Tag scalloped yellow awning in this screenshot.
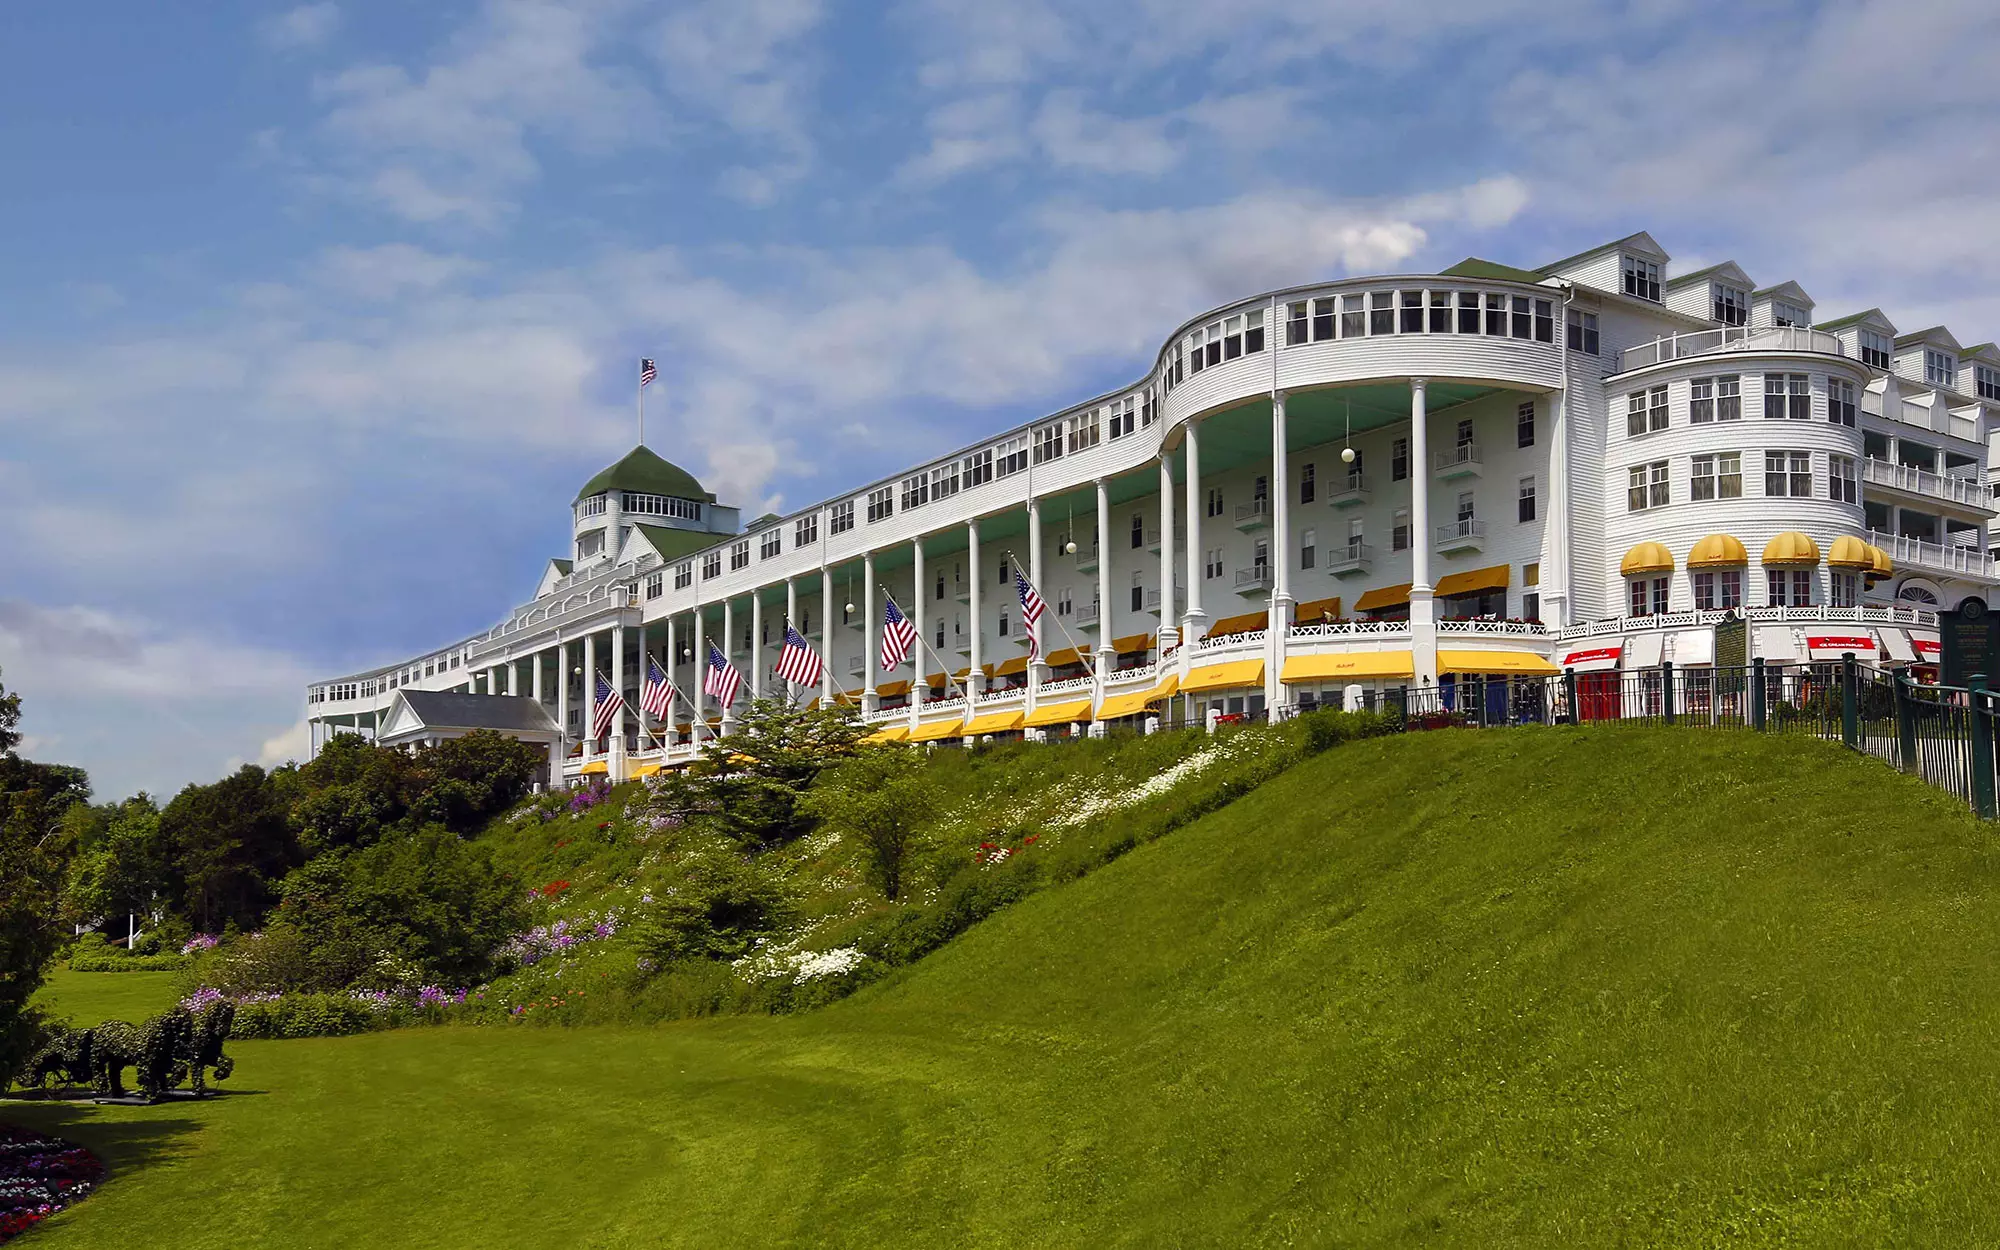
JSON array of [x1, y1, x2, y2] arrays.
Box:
[[1619, 541, 1675, 576], [1866, 544, 1893, 578], [1763, 531, 1822, 566], [1687, 534, 1748, 568], [1828, 535, 1872, 570]]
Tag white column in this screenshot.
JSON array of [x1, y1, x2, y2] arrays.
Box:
[[1183, 418, 1207, 646], [819, 571, 834, 705], [634, 621, 648, 745], [1158, 456, 1179, 654], [1095, 477, 1113, 685], [1269, 389, 1293, 716], [911, 538, 926, 731], [721, 599, 738, 732], [1544, 391, 1571, 627], [968, 520, 984, 693], [1409, 378, 1438, 686], [1027, 495, 1045, 703], [582, 632, 597, 759], [531, 649, 543, 705], [785, 577, 798, 697], [505, 660, 518, 697], [663, 615, 677, 739], [555, 637, 569, 762], [862, 550, 878, 712], [610, 625, 626, 779], [751, 592, 764, 702], [692, 606, 706, 736]]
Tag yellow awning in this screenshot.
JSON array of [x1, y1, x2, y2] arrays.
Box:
[[629, 761, 663, 778], [1293, 596, 1342, 625], [908, 717, 966, 743], [578, 760, 609, 775], [1098, 674, 1178, 719], [1687, 533, 1748, 568], [1044, 646, 1087, 668], [1281, 651, 1415, 682], [993, 655, 1030, 677], [1438, 649, 1560, 675], [1354, 583, 1412, 612], [875, 679, 912, 698], [1866, 543, 1893, 578], [1023, 699, 1092, 728], [961, 709, 1025, 736], [1435, 564, 1511, 598], [1827, 535, 1872, 570], [1204, 610, 1268, 640], [1182, 658, 1265, 693], [1763, 531, 1821, 566], [1618, 542, 1674, 576], [861, 724, 910, 744], [1110, 633, 1154, 654]]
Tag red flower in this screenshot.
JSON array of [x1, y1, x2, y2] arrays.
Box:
[[1023, 834, 1039, 845], [540, 879, 571, 896]]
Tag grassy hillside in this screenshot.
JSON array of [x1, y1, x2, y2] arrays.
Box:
[[15, 726, 2000, 1247]]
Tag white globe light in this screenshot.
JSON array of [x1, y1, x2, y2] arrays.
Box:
[[845, 602, 855, 614], [1340, 446, 1356, 464], [1065, 540, 1077, 554]]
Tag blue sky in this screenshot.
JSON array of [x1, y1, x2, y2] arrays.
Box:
[[5, 0, 1999, 800]]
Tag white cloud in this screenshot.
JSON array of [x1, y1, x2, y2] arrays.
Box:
[[259, 719, 312, 769], [316, 243, 484, 299], [1030, 92, 1179, 176], [262, 3, 341, 51]]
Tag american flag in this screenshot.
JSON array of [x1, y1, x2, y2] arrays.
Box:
[[879, 596, 918, 670], [774, 621, 824, 686], [641, 654, 676, 721], [590, 670, 625, 740], [704, 641, 743, 709], [639, 358, 657, 387], [1015, 567, 1045, 660]]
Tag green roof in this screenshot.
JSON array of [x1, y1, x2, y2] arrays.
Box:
[[574, 446, 712, 505], [1532, 230, 1660, 277], [1439, 257, 1545, 284], [549, 558, 573, 575], [634, 523, 721, 565], [1894, 326, 1957, 348], [750, 512, 783, 529], [1813, 308, 1887, 332]]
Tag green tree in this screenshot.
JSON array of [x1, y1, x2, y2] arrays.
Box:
[[801, 748, 930, 900], [62, 793, 169, 934], [292, 733, 420, 855], [649, 699, 868, 847], [160, 764, 300, 932], [0, 670, 86, 1078], [631, 851, 792, 963], [407, 730, 544, 835]]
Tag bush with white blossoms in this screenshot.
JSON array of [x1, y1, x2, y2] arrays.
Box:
[[732, 937, 868, 984]]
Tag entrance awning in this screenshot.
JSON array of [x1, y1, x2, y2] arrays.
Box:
[[1438, 649, 1559, 675], [1880, 627, 1918, 663], [1434, 564, 1510, 598], [1912, 635, 1942, 660], [1182, 658, 1265, 693], [1626, 632, 1665, 669], [1024, 699, 1092, 728], [1754, 626, 1800, 663], [629, 762, 664, 778], [1098, 675, 1177, 719], [578, 759, 610, 775], [1204, 610, 1268, 640], [1355, 583, 1412, 612], [908, 717, 966, 743], [1670, 629, 1715, 666], [1558, 642, 1623, 673], [1281, 651, 1415, 682], [1806, 632, 1877, 661], [962, 709, 1025, 736]]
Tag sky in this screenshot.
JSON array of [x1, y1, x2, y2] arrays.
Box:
[[5, 0, 2000, 801]]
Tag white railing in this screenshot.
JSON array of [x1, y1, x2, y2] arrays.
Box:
[[1288, 620, 1411, 640], [1432, 443, 1481, 473], [1869, 529, 1994, 578], [1559, 603, 1941, 641], [1435, 518, 1485, 546], [978, 687, 1025, 704], [1617, 325, 1848, 372], [1105, 659, 1159, 686], [1326, 472, 1370, 505], [1862, 458, 1992, 511], [1437, 618, 1550, 636], [473, 585, 631, 658], [1326, 540, 1373, 572], [1075, 603, 1101, 627], [1235, 498, 1271, 526], [1234, 565, 1273, 590], [1039, 675, 1094, 695], [1197, 628, 1265, 652]]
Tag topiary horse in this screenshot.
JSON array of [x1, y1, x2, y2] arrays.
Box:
[[92, 1010, 191, 1100], [18, 1025, 94, 1092], [169, 1001, 236, 1095]]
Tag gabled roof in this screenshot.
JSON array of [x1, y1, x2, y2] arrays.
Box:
[[1813, 307, 1897, 334], [1752, 279, 1813, 307], [383, 691, 560, 738], [632, 523, 720, 565], [535, 558, 573, 598], [1665, 261, 1754, 291], [1439, 257, 1547, 284], [1894, 325, 1963, 352], [549, 558, 573, 575], [1962, 342, 2000, 363], [750, 512, 783, 529], [574, 445, 713, 505], [1535, 230, 1668, 276]]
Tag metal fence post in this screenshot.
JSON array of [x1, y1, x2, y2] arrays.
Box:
[[1751, 657, 1767, 731], [1564, 667, 1578, 726], [1971, 674, 1995, 820], [1896, 672, 1918, 773], [1841, 654, 1858, 749], [1662, 660, 1676, 726]]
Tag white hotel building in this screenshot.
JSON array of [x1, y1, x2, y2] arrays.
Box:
[[307, 230, 1996, 781]]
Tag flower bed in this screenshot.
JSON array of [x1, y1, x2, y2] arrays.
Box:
[[0, 1126, 103, 1243]]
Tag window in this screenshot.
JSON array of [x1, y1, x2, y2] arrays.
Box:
[[1713, 284, 1748, 326], [1623, 255, 1662, 302], [930, 462, 960, 501], [1517, 477, 1536, 523], [1693, 570, 1743, 611], [674, 561, 692, 590], [1401, 290, 1424, 333], [1511, 400, 1534, 448], [1205, 320, 1224, 367], [899, 473, 929, 512], [999, 609, 1010, 637], [963, 447, 995, 488], [576, 529, 606, 560], [1108, 398, 1135, 439], [760, 529, 781, 560], [1188, 327, 1205, 374], [1511, 295, 1531, 338], [1287, 301, 1308, 345], [1223, 314, 1245, 358], [1829, 454, 1858, 504], [1391, 437, 1409, 481], [1341, 294, 1366, 338], [1771, 300, 1810, 328], [1534, 298, 1554, 343], [1859, 329, 1892, 370], [1925, 349, 1957, 389], [1522, 592, 1540, 623], [1565, 309, 1599, 354], [1130, 513, 1145, 549], [1141, 387, 1157, 426], [1370, 291, 1395, 335], [795, 514, 818, 547], [1689, 377, 1716, 425], [702, 551, 722, 579], [1033, 423, 1064, 465], [1978, 365, 2000, 401], [1068, 409, 1101, 453], [1206, 487, 1223, 518], [729, 540, 750, 571], [830, 500, 855, 535], [1767, 568, 1814, 607], [1765, 450, 1811, 497], [1245, 308, 1265, 353], [577, 493, 608, 519], [998, 557, 1011, 585], [1828, 378, 1857, 427], [1056, 587, 1073, 617], [866, 487, 894, 523], [1763, 372, 1809, 420], [1690, 452, 1742, 501], [1300, 462, 1316, 504], [1456, 419, 1473, 449], [1629, 577, 1669, 616], [1458, 291, 1481, 334], [1457, 491, 1475, 524], [1392, 509, 1410, 552], [1429, 290, 1451, 333], [1300, 527, 1316, 570], [1831, 572, 1858, 608], [1130, 572, 1143, 612], [1627, 386, 1668, 436], [996, 435, 1028, 478], [1628, 460, 1669, 511], [1204, 547, 1223, 579], [1485, 293, 1507, 336]]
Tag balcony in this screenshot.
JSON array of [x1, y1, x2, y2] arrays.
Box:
[[1234, 564, 1273, 596], [1325, 540, 1373, 578], [1146, 588, 1175, 616], [847, 653, 865, 677], [1234, 498, 1271, 532], [1326, 472, 1370, 509], [1869, 528, 1994, 580], [1616, 324, 1848, 372], [1075, 602, 1101, 628], [1074, 540, 1100, 574], [953, 581, 971, 604], [1435, 518, 1486, 555], [1144, 527, 1163, 553], [1861, 457, 1995, 516], [1432, 443, 1482, 480]]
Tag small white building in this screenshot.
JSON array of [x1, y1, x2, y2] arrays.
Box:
[[375, 690, 563, 787]]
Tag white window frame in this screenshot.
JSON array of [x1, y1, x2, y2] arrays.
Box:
[[1622, 255, 1661, 302], [829, 500, 855, 535]]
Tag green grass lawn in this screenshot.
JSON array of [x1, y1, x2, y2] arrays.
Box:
[[31, 969, 184, 1028], [13, 726, 2000, 1247]]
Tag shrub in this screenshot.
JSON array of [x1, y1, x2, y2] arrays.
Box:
[[632, 853, 792, 964], [229, 992, 383, 1040], [800, 750, 929, 900]]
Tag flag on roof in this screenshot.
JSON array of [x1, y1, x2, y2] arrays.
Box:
[[704, 641, 743, 709], [641, 654, 676, 721], [775, 621, 824, 686], [880, 596, 918, 671], [1015, 567, 1045, 661], [590, 669, 625, 740]]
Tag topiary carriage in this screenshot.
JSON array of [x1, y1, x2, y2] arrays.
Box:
[[19, 1026, 95, 1091], [13, 1002, 238, 1102], [90, 1010, 189, 1100]]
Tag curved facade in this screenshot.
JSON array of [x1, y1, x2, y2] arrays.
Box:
[[308, 229, 1995, 780]]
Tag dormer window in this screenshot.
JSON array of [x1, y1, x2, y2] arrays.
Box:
[[1925, 349, 1958, 389], [1977, 364, 2000, 401], [1859, 329, 1892, 370], [1770, 300, 1809, 328], [1622, 255, 1661, 302], [1712, 284, 1748, 326]]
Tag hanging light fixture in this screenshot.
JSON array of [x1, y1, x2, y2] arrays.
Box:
[[1340, 396, 1356, 465], [1064, 497, 1077, 555], [844, 570, 855, 615]]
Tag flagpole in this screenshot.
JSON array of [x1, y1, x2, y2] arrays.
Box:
[[885, 591, 965, 703], [1001, 548, 1092, 667], [637, 359, 645, 447]]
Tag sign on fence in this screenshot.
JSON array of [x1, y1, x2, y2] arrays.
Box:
[[1941, 598, 1999, 688]]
